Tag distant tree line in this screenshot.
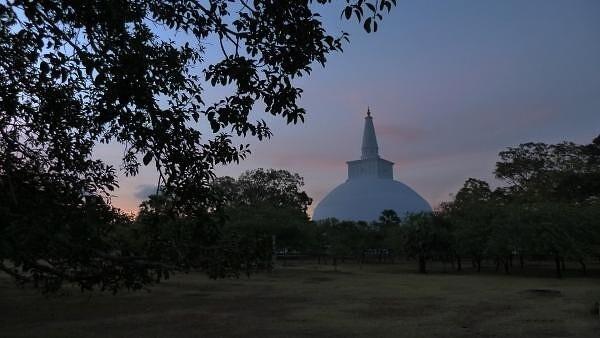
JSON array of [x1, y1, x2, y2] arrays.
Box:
[[2, 134, 598, 291], [438, 135, 600, 278], [214, 136, 600, 279]]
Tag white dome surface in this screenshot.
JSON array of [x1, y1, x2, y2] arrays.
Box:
[[313, 178, 431, 222]]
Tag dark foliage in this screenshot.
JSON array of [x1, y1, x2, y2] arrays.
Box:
[[211, 169, 312, 272], [0, 0, 395, 291]]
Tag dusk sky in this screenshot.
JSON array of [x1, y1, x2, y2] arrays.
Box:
[[98, 0, 600, 215]]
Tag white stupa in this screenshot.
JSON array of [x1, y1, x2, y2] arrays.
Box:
[[313, 108, 431, 221]]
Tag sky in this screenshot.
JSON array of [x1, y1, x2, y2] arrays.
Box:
[[99, 0, 600, 215]]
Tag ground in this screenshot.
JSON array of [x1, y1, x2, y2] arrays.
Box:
[[1, 262, 599, 337]]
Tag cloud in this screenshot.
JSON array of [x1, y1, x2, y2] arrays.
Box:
[[134, 184, 158, 200], [377, 124, 427, 144]]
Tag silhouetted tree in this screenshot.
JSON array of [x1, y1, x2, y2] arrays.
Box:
[[402, 212, 451, 273], [493, 136, 600, 276], [316, 219, 368, 270], [211, 169, 312, 268], [372, 209, 401, 263], [379, 209, 401, 225], [495, 139, 600, 203], [443, 178, 494, 272], [0, 0, 395, 291]]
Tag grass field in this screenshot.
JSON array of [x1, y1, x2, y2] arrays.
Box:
[[1, 262, 599, 337]]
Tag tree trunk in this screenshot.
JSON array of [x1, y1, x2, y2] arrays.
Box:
[[504, 256, 510, 274], [477, 257, 482, 273], [560, 257, 566, 272], [360, 252, 364, 270], [271, 235, 277, 268], [495, 257, 500, 272], [456, 256, 462, 272], [519, 254, 524, 269], [579, 259, 587, 275], [333, 256, 337, 271], [555, 255, 563, 279], [418, 255, 427, 273]]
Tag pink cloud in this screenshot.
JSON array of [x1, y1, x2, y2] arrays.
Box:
[[377, 124, 427, 143]]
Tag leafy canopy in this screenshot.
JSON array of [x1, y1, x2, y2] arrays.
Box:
[[0, 0, 395, 291]]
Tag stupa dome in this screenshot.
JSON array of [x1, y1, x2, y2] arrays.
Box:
[[312, 108, 431, 221]]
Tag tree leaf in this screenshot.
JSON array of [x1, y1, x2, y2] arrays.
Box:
[[143, 152, 153, 165], [364, 17, 372, 33]]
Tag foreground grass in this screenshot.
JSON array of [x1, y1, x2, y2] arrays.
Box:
[[1, 263, 599, 337]]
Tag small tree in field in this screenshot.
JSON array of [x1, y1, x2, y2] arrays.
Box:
[[443, 178, 494, 272], [402, 212, 451, 273]]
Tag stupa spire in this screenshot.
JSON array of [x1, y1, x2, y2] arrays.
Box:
[[361, 107, 379, 159]]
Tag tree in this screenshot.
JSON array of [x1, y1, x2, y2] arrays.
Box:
[[493, 136, 600, 277], [485, 202, 529, 274], [234, 169, 312, 213], [379, 209, 401, 225], [373, 209, 401, 263], [495, 139, 600, 203], [443, 178, 493, 272], [134, 193, 241, 279], [211, 169, 312, 267], [0, 181, 170, 293], [402, 212, 451, 273], [316, 219, 368, 271], [0, 0, 396, 291]]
